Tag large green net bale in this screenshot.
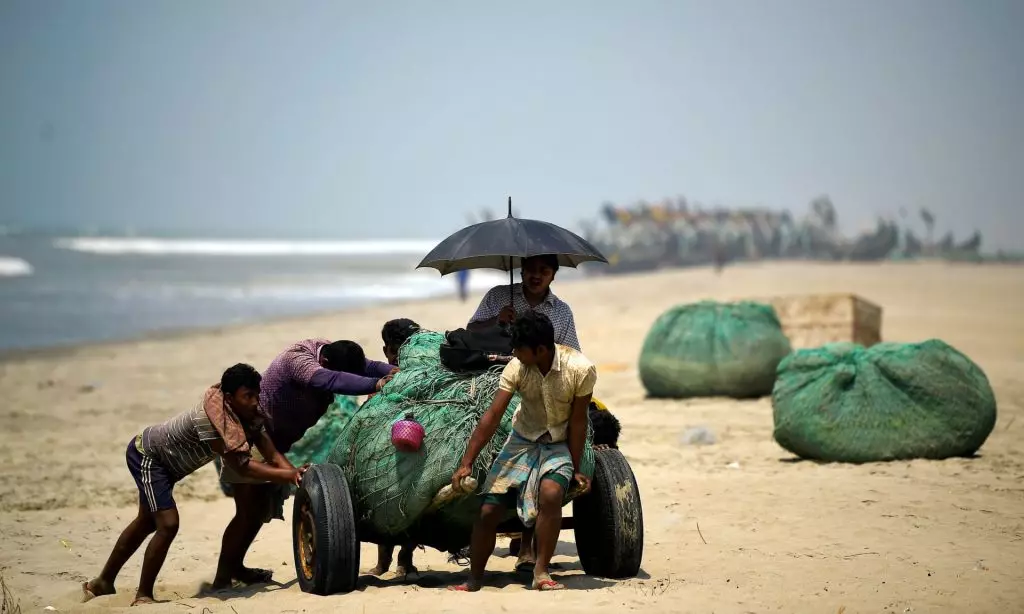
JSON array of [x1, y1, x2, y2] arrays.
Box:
[[327, 330, 595, 539], [772, 340, 998, 463], [638, 300, 793, 398]]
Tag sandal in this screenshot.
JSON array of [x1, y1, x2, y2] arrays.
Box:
[[532, 578, 565, 591], [447, 582, 480, 592]]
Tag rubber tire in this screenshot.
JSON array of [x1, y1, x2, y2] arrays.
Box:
[[572, 447, 644, 578], [292, 464, 360, 595]]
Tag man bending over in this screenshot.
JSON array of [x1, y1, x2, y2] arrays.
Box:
[[213, 338, 395, 588], [449, 311, 596, 592], [83, 364, 304, 605]]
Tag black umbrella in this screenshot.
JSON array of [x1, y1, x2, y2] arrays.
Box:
[[417, 197, 608, 302]]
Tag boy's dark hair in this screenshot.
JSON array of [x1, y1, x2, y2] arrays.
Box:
[[221, 363, 262, 395], [589, 404, 621, 449], [320, 340, 366, 373], [382, 318, 420, 352], [510, 311, 556, 351], [523, 254, 560, 273]]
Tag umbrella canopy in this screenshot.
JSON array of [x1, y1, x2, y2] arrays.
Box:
[[417, 197, 608, 275]]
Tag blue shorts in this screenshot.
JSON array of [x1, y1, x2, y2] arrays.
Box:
[[126, 438, 177, 513]]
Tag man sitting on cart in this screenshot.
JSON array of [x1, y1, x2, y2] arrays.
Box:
[[466, 254, 581, 351], [449, 311, 596, 592]]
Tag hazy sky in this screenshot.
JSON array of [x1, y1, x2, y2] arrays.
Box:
[[2, 0, 1022, 247]]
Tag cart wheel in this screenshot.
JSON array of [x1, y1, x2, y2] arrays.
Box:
[[292, 464, 360, 595], [572, 447, 643, 578]]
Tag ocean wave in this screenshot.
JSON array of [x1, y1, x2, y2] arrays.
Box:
[[110, 270, 510, 303], [53, 237, 443, 256], [0, 256, 33, 277]]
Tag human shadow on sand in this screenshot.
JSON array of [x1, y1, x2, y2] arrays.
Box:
[[353, 538, 620, 592], [194, 578, 297, 600], [359, 568, 617, 592]]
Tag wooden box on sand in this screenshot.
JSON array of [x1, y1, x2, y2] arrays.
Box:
[[763, 293, 883, 350]]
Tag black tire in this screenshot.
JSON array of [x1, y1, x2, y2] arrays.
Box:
[[572, 447, 643, 578], [292, 464, 360, 595]]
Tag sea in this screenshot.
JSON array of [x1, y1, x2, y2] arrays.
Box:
[[0, 234, 574, 353]]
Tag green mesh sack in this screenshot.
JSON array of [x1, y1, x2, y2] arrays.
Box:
[[327, 330, 595, 538], [285, 394, 361, 466], [772, 340, 998, 463], [639, 300, 793, 398]]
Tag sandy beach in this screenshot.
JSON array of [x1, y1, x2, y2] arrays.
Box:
[[1, 261, 1022, 614]]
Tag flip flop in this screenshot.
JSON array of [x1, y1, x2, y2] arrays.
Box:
[[515, 557, 536, 572], [532, 578, 565, 591], [446, 583, 479, 592]]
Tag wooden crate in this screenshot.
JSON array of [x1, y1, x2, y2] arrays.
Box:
[[763, 293, 883, 350]]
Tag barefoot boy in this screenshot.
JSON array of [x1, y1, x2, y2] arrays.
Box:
[[450, 311, 595, 592], [367, 318, 422, 578], [82, 363, 305, 605]]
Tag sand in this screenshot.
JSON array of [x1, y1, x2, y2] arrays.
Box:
[[1, 261, 1022, 614]]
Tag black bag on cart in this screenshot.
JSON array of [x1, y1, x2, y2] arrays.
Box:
[[439, 326, 514, 373]]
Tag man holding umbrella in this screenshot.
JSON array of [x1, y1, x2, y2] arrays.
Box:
[[419, 198, 600, 352], [418, 200, 604, 576], [466, 254, 581, 352]]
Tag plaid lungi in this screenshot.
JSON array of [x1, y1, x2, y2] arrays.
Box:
[[480, 430, 574, 528]]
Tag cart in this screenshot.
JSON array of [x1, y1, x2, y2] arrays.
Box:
[[291, 445, 644, 595]]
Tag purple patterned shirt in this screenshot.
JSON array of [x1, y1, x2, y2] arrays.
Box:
[[260, 338, 394, 452]]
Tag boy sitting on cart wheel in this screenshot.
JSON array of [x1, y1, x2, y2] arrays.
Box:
[[449, 311, 596, 592]]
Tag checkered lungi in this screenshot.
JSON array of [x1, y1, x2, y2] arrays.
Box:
[[480, 430, 574, 528]]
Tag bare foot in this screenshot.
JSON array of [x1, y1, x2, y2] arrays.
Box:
[[130, 594, 156, 606], [366, 562, 391, 576], [447, 579, 481, 592], [515, 551, 536, 573], [82, 579, 115, 602], [395, 563, 420, 580], [234, 566, 273, 584]]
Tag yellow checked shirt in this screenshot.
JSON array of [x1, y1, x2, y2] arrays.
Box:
[[498, 344, 598, 443]]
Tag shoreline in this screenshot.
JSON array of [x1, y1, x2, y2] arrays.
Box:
[[0, 267, 599, 363], [0, 291, 480, 365], [4, 258, 1018, 364]]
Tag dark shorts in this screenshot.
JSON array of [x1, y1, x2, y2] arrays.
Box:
[[481, 472, 570, 508], [126, 438, 177, 513]]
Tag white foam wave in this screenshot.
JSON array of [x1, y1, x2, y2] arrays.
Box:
[[111, 270, 510, 303], [0, 256, 33, 277], [53, 237, 442, 257]]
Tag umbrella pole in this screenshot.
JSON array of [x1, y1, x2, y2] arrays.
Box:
[[508, 196, 514, 307]]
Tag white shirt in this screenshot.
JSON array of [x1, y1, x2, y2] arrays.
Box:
[[469, 283, 581, 352]]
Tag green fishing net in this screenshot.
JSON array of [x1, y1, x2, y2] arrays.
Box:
[[772, 340, 998, 462], [639, 300, 792, 398]]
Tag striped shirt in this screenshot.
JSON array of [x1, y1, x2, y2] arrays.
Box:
[[138, 403, 252, 482], [469, 283, 581, 352]]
